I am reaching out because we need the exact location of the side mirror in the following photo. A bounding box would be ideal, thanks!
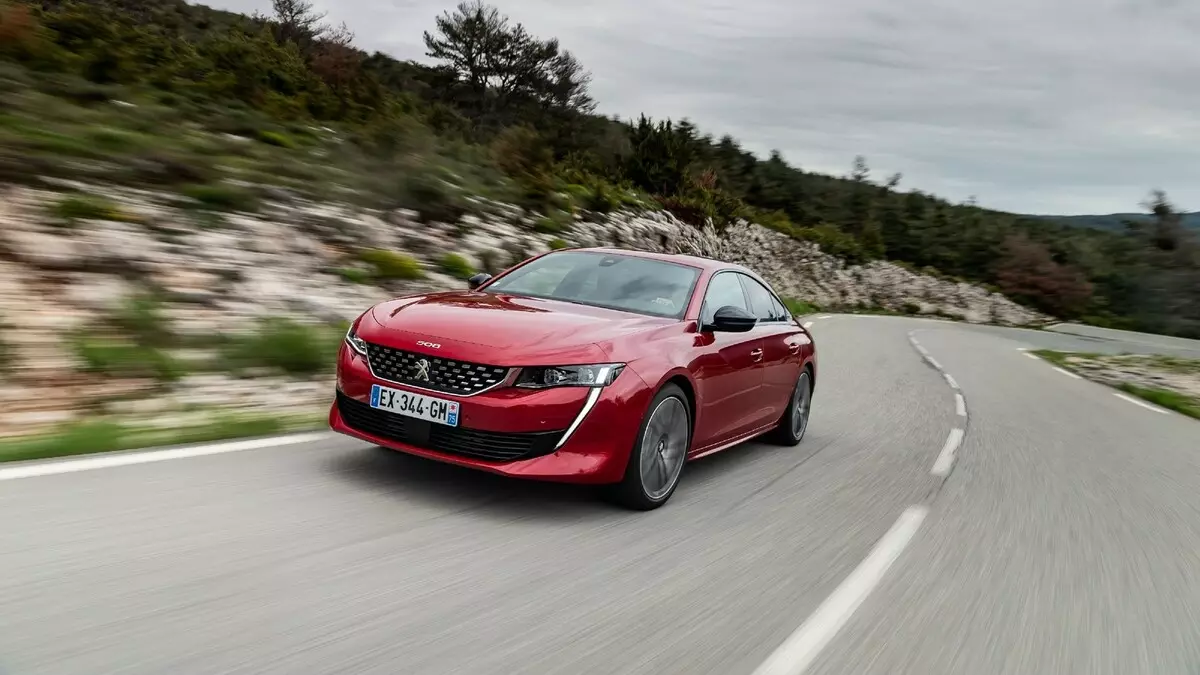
[467,272,493,290]
[704,305,757,333]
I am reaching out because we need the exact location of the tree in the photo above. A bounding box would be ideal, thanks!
[270,0,326,47]
[993,234,1094,317]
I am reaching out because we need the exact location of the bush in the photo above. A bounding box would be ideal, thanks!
[781,297,819,316]
[181,183,259,211]
[255,129,296,148]
[400,172,466,224]
[109,294,174,348]
[52,194,136,223]
[548,238,570,250]
[335,267,373,284]
[358,248,424,280]
[219,318,337,376]
[437,253,474,279]
[73,336,185,383]
[902,302,922,315]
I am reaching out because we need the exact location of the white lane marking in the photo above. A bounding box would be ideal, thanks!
[944,373,960,390]
[931,428,964,477]
[1053,367,1082,380]
[926,356,943,370]
[1024,353,1040,360]
[916,345,929,356]
[817,315,834,320]
[1113,393,1170,415]
[1016,347,1029,352]
[751,506,928,675]
[0,433,328,482]
[803,322,814,329]
[955,393,967,417]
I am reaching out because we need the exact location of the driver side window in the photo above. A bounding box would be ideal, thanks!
[701,273,750,325]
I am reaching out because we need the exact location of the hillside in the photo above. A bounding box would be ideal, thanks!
[0,0,1198,338]
[1034,212,1200,233]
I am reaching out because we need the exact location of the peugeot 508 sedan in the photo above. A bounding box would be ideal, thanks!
[330,247,817,510]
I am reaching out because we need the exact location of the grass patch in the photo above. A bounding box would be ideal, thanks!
[181,183,259,212]
[218,317,341,377]
[0,412,326,464]
[1117,384,1200,419]
[548,238,570,250]
[52,194,137,224]
[335,267,373,284]
[359,248,424,280]
[437,252,475,279]
[781,297,820,316]
[72,335,185,383]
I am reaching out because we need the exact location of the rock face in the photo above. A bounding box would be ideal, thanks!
[0,182,1048,437]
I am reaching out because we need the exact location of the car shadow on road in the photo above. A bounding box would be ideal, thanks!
[325,445,623,522]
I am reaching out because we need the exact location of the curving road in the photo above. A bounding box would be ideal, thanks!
[2,315,1199,675]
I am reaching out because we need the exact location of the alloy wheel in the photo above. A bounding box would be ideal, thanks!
[639,396,689,500]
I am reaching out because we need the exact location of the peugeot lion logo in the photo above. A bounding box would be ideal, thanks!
[412,359,432,382]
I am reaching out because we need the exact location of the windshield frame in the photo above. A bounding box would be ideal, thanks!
[479,250,703,320]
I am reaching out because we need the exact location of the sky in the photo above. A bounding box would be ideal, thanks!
[214,0,1200,215]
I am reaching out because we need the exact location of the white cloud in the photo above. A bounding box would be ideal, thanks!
[211,0,1200,214]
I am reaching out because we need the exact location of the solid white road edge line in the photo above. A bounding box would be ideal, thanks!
[1113,393,1170,415]
[930,428,964,477]
[817,315,833,320]
[1053,367,1082,380]
[751,506,929,675]
[0,432,329,482]
[944,373,960,390]
[1024,353,1040,361]
[955,393,967,417]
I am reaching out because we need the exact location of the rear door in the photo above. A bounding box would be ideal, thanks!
[692,271,765,450]
[739,274,806,422]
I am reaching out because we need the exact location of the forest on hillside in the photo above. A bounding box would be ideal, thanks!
[1,0,1198,337]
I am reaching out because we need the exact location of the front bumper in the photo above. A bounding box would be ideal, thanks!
[329,343,651,484]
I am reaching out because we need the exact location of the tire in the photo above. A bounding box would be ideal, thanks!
[769,368,813,446]
[605,384,692,511]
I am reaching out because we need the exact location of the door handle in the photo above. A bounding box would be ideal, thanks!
[788,343,800,354]
[751,348,764,362]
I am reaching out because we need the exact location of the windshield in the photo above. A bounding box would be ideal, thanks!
[485,251,701,319]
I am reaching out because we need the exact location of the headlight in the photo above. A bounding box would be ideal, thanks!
[514,363,625,389]
[344,325,369,356]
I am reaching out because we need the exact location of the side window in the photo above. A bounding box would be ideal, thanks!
[770,294,790,320]
[740,275,782,322]
[701,273,749,325]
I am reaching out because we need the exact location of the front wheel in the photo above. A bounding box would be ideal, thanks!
[605,384,691,511]
[769,369,813,446]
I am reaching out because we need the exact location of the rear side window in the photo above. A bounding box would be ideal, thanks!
[701,272,749,325]
[740,274,787,321]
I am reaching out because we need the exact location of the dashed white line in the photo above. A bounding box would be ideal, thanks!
[944,373,960,390]
[817,315,834,320]
[931,428,964,477]
[751,505,929,675]
[955,393,967,417]
[1113,393,1170,415]
[1052,367,1082,380]
[916,345,929,356]
[0,432,328,482]
[1024,352,1040,361]
[803,321,814,329]
[926,356,943,370]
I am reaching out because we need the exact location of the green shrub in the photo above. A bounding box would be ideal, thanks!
[181,183,259,211]
[219,318,337,376]
[108,294,174,348]
[335,267,373,284]
[73,336,185,383]
[781,297,820,316]
[548,238,570,250]
[255,129,296,148]
[52,195,135,223]
[438,253,475,279]
[359,248,424,280]
[401,172,466,224]
[902,302,922,315]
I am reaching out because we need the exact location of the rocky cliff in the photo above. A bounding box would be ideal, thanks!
[0,182,1048,438]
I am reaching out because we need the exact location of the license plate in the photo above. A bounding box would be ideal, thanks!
[370,384,460,427]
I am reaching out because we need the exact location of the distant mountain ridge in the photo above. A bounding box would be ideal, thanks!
[1033,212,1200,232]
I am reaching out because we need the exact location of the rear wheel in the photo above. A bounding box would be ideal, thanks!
[606,384,691,511]
[769,368,813,446]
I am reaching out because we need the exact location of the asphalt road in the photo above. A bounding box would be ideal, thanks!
[2,315,1199,675]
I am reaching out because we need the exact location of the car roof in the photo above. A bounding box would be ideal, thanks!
[567,247,746,275]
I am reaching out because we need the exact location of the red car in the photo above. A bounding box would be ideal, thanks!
[330,247,817,510]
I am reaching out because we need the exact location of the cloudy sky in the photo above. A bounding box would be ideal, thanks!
[215,0,1200,215]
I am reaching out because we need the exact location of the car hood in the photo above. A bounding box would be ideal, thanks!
[365,291,674,364]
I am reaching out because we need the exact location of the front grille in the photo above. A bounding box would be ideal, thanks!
[364,342,509,396]
[337,392,564,463]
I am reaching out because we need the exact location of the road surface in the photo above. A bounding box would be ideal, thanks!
[1,315,1198,675]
